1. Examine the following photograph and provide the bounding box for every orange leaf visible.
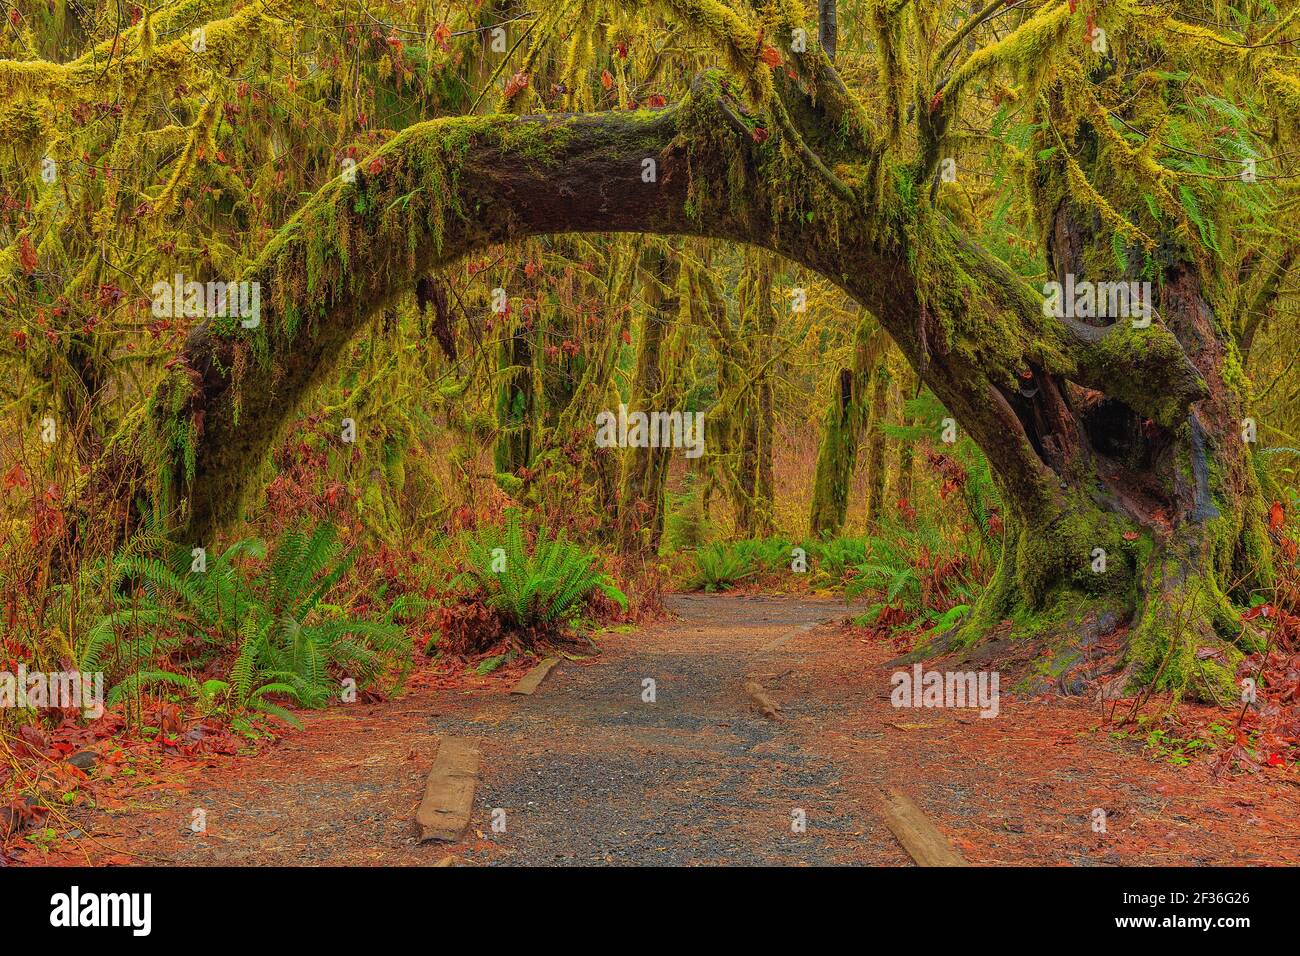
[503,71,530,99]
[1269,500,1285,532]
[3,463,27,489]
[17,235,37,274]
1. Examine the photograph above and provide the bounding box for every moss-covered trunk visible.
[753,267,777,538]
[493,315,535,477]
[617,242,682,553]
[936,194,1272,700]
[862,356,891,528]
[893,362,918,509]
[809,319,881,537]
[719,255,778,538]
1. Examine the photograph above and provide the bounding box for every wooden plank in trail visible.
[511,657,560,696]
[416,737,480,843]
[744,680,781,720]
[879,787,969,867]
[758,620,823,654]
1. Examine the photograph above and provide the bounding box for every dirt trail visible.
[53,594,1300,867]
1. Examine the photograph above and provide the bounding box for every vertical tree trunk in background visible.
[52,335,107,467]
[537,241,581,431]
[536,237,643,534]
[736,409,760,535]
[755,266,777,537]
[809,319,883,537]
[894,362,918,511]
[694,256,743,537]
[863,357,892,527]
[703,252,777,539]
[736,255,777,537]
[756,367,776,536]
[415,276,459,361]
[618,243,682,553]
[493,315,534,477]
[819,0,837,61]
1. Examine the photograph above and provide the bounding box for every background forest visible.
[2,0,1300,843]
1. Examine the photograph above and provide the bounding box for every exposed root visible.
[911,524,1258,705]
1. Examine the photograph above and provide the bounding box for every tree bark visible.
[819,0,837,61]
[617,242,683,553]
[863,356,891,528]
[809,320,884,537]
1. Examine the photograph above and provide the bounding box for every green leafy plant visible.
[802,537,870,582]
[454,509,627,632]
[83,521,418,726]
[848,516,983,630]
[688,542,758,592]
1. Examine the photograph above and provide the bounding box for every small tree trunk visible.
[732,257,778,538]
[863,357,891,528]
[756,373,775,536]
[818,0,837,61]
[493,314,534,477]
[809,319,883,537]
[753,263,777,537]
[893,363,918,510]
[618,243,682,553]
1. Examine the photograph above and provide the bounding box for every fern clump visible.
[688,541,759,592]
[848,518,982,637]
[446,509,626,650]
[83,521,419,729]
[802,537,870,583]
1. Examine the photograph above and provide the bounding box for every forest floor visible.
[20,593,1300,866]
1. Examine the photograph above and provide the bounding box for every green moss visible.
[1014,507,1138,606]
[1220,341,1251,403]
[1124,579,1244,704]
[1073,321,1207,428]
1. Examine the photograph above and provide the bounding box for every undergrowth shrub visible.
[802,537,870,582]
[688,541,760,591]
[688,536,869,591]
[441,509,627,653]
[83,521,419,729]
[849,517,985,638]
[664,474,711,551]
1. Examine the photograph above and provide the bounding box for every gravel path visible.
[71,593,896,866]
[461,593,882,865]
[56,592,1300,867]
